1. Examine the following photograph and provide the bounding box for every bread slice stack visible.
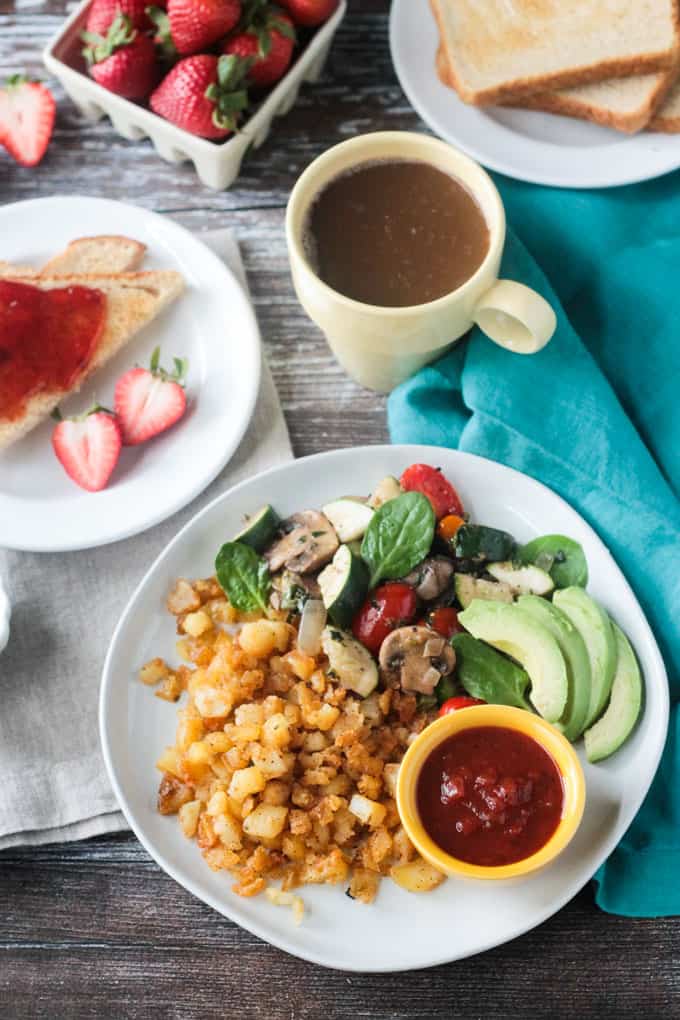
[432,0,680,134]
[0,236,184,450]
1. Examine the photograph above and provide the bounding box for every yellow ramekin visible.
[397,704,586,881]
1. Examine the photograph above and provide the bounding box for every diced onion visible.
[297,599,327,656]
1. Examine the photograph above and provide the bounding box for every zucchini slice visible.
[454,574,514,610]
[233,505,280,552]
[454,524,516,563]
[487,561,554,596]
[318,545,369,628]
[321,626,378,698]
[322,498,375,543]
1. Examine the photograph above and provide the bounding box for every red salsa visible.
[0,280,106,422]
[416,726,564,866]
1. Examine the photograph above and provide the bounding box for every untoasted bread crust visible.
[431,0,680,107]
[511,70,678,134]
[0,270,184,450]
[649,78,680,128]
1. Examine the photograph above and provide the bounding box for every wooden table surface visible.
[1,2,678,1017]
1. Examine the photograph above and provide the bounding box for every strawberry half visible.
[82,14,160,100]
[114,346,188,446]
[224,3,296,89]
[0,76,56,168]
[165,0,241,56]
[150,53,251,138]
[52,404,122,492]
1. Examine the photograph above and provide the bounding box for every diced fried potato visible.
[155,747,182,779]
[358,774,382,800]
[262,780,291,806]
[155,672,182,702]
[235,703,265,726]
[206,790,229,817]
[390,858,446,893]
[213,813,243,850]
[158,773,194,815]
[176,713,205,751]
[284,650,317,681]
[194,686,232,719]
[242,804,289,839]
[239,621,291,658]
[167,579,201,615]
[348,867,380,904]
[348,794,387,829]
[203,731,231,753]
[182,609,213,637]
[139,657,170,686]
[185,740,212,766]
[251,746,294,779]
[262,713,291,749]
[209,599,238,624]
[383,763,400,799]
[228,765,266,802]
[178,799,201,838]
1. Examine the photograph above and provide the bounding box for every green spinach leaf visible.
[450,633,531,710]
[215,541,271,613]
[360,491,435,589]
[520,534,588,588]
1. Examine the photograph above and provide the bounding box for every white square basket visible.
[43,0,347,190]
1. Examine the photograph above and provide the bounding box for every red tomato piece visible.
[438,696,487,717]
[427,607,463,639]
[352,582,417,656]
[400,463,464,519]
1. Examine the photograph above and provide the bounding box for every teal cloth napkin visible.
[388,171,680,917]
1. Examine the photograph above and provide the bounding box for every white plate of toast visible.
[391,0,680,189]
[0,196,261,552]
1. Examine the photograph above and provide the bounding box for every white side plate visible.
[0,196,261,552]
[100,445,669,972]
[390,0,680,189]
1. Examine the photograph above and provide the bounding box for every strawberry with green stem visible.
[224,1,296,89]
[82,14,159,100]
[150,53,251,138]
[0,75,55,168]
[114,346,189,445]
[52,404,122,492]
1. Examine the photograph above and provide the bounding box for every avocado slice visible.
[454,573,514,610]
[517,595,591,741]
[457,600,568,722]
[553,587,616,730]
[487,562,555,596]
[584,623,642,762]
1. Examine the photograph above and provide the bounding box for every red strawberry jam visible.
[0,280,106,421]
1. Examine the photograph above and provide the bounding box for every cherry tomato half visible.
[438,696,487,717]
[427,607,464,639]
[352,582,417,656]
[400,463,464,519]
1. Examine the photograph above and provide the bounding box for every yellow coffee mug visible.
[285,131,557,393]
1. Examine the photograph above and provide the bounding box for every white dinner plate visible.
[100,445,668,972]
[390,0,680,189]
[0,196,260,552]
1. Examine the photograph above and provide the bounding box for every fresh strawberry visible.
[82,14,159,99]
[114,347,188,445]
[150,53,250,138]
[0,76,55,168]
[52,405,122,493]
[165,0,241,56]
[85,0,155,35]
[279,0,337,27]
[223,4,295,89]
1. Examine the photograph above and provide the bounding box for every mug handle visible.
[472,280,557,355]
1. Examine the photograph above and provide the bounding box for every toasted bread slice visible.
[511,70,677,134]
[431,0,680,106]
[0,235,147,278]
[0,270,184,450]
[649,77,680,128]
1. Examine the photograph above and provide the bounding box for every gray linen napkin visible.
[0,229,292,849]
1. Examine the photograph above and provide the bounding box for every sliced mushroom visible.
[264,510,339,575]
[379,625,456,695]
[401,556,455,601]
